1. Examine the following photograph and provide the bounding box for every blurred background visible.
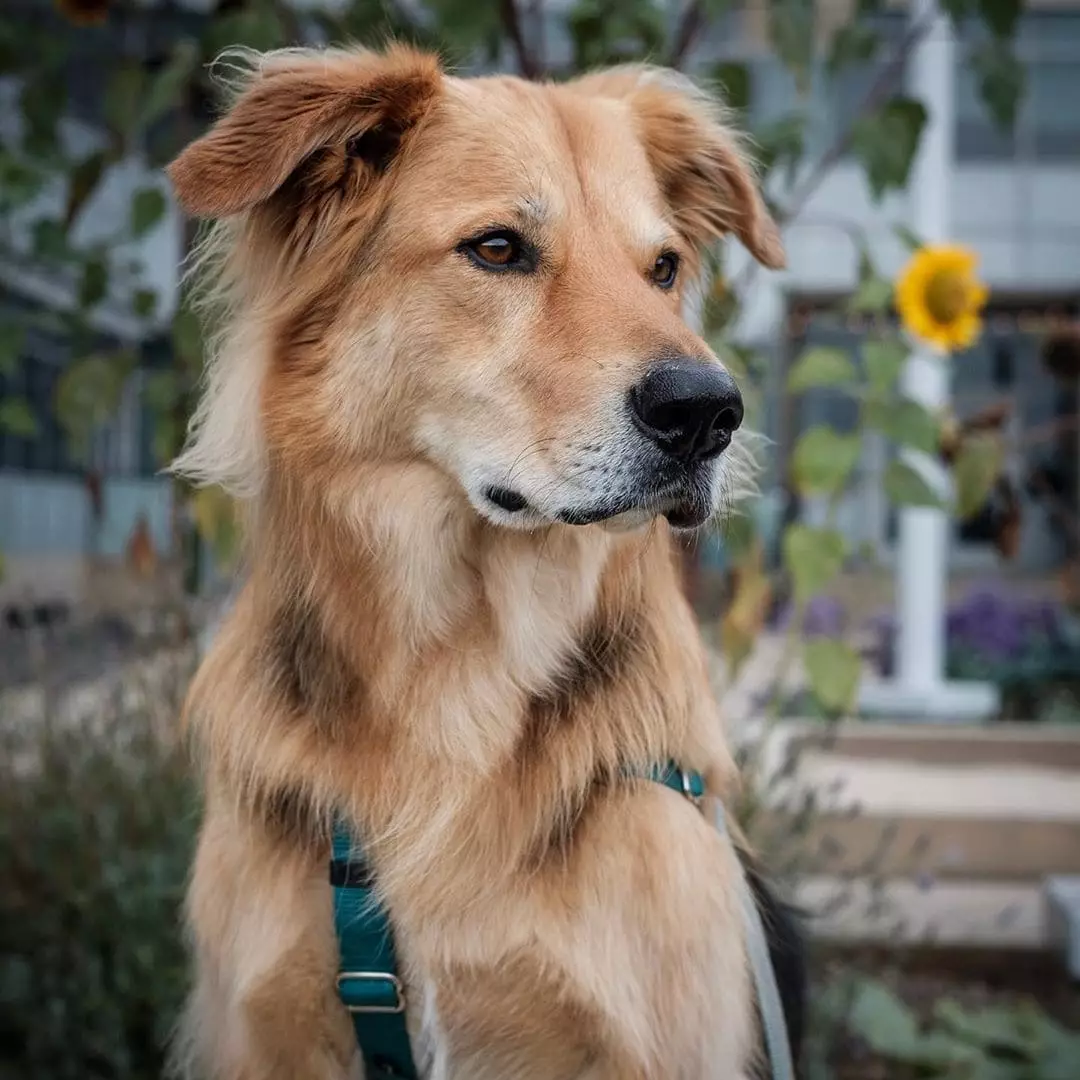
[2,0,1080,1077]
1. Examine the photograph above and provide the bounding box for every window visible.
[957,12,1080,162]
[0,297,160,478]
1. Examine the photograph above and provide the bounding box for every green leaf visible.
[753,113,806,186]
[19,72,66,156]
[893,224,923,253]
[804,638,862,716]
[883,460,945,508]
[788,346,857,393]
[826,24,878,76]
[954,433,1005,519]
[851,96,928,200]
[932,999,1034,1057]
[713,61,751,112]
[137,39,199,134]
[143,369,180,414]
[104,63,147,144]
[203,9,287,59]
[0,397,38,439]
[171,307,204,372]
[567,0,666,70]
[862,338,907,393]
[192,485,240,568]
[31,218,69,263]
[0,320,25,377]
[130,188,167,239]
[783,525,847,605]
[977,0,1023,40]
[970,40,1025,131]
[64,150,109,230]
[849,276,893,314]
[55,352,134,459]
[846,977,922,1059]
[940,0,975,20]
[0,152,45,210]
[78,258,109,309]
[866,398,939,454]
[792,427,861,495]
[769,0,815,92]
[132,289,158,319]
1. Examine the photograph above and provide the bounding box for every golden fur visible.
[167,43,785,1080]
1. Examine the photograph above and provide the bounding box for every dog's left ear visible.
[167,45,442,219]
[573,67,785,270]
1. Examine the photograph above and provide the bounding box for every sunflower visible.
[895,244,988,352]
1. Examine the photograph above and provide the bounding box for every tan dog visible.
[167,43,785,1080]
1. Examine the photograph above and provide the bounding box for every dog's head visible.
[169,46,783,532]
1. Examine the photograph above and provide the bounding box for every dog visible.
[167,43,802,1079]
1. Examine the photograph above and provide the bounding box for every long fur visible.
[167,44,794,1080]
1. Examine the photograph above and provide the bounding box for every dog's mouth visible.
[481,485,711,531]
[557,494,712,530]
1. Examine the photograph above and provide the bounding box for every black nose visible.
[629,359,743,463]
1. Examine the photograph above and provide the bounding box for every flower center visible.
[924,269,968,324]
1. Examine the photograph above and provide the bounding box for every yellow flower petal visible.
[893,243,987,354]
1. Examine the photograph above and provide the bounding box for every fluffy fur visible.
[168,44,792,1080]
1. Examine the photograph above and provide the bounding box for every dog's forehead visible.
[406,75,669,243]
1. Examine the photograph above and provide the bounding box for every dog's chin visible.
[474,467,719,534]
[557,489,715,533]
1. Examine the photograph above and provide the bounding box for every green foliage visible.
[840,975,1080,1078]
[851,97,928,200]
[130,188,167,239]
[970,38,1026,130]
[862,338,907,394]
[849,274,893,314]
[792,427,861,496]
[883,459,945,508]
[568,0,667,70]
[0,702,198,1080]
[803,637,862,715]
[783,525,847,606]
[769,0,816,93]
[788,346,858,393]
[0,396,38,438]
[954,432,1006,520]
[865,398,940,455]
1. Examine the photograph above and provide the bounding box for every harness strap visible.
[330,762,793,1080]
[710,800,795,1080]
[331,828,416,1079]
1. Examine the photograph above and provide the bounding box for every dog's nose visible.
[629,360,743,462]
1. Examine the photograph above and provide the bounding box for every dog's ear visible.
[167,46,442,219]
[573,67,785,270]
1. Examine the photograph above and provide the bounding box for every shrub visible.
[0,691,198,1080]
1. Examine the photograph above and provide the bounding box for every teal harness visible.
[330,763,794,1080]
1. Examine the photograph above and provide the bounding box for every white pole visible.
[895,0,952,693]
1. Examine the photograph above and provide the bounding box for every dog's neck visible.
[249,461,659,765]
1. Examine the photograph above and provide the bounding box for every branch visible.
[780,12,935,224]
[500,0,541,79]
[726,12,936,302]
[670,1,705,69]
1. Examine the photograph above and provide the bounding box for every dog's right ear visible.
[167,46,442,219]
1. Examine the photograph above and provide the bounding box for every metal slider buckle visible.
[336,971,406,1014]
[677,768,704,808]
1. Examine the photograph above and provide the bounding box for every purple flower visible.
[802,595,847,638]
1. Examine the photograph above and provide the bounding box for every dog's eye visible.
[649,252,680,290]
[461,230,529,272]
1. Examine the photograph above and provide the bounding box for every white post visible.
[896,0,952,692]
[860,0,998,720]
